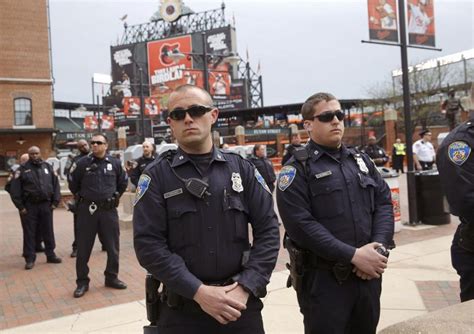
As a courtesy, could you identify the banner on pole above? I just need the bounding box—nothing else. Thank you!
[367,0,399,43]
[407,0,436,47]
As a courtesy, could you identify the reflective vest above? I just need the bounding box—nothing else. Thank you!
[393,143,406,155]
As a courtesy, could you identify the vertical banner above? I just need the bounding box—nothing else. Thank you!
[367,0,399,42]
[84,116,98,131]
[407,0,436,46]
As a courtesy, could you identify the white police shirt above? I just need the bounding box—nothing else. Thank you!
[413,139,435,162]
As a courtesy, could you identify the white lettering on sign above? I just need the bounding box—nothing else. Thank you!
[207,33,227,51]
[114,49,132,66]
[150,64,185,84]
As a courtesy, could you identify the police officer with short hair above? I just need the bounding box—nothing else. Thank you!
[282,133,303,165]
[437,117,474,302]
[250,144,276,193]
[277,92,394,334]
[361,135,389,167]
[67,139,102,258]
[10,146,62,270]
[130,141,157,187]
[69,134,128,298]
[133,85,280,333]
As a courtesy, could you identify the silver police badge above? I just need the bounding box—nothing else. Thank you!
[355,155,369,174]
[231,172,244,192]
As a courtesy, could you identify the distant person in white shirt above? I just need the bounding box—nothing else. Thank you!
[413,129,436,170]
[408,0,432,34]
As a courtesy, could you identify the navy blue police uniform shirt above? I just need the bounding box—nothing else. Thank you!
[68,154,128,201]
[10,160,61,210]
[437,120,474,223]
[130,155,156,187]
[133,147,280,301]
[277,140,394,263]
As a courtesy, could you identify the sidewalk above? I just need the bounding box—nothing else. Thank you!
[0,174,463,333]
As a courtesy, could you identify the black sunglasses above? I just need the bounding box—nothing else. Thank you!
[169,105,214,121]
[90,141,105,145]
[311,110,345,123]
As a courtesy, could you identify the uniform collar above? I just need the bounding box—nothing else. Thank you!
[307,140,350,161]
[171,147,226,168]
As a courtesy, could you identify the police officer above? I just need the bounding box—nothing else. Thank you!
[250,144,276,193]
[133,85,280,333]
[67,139,105,258]
[130,141,157,187]
[69,134,128,298]
[6,153,45,255]
[413,129,436,170]
[277,92,394,334]
[282,132,303,165]
[10,146,62,270]
[361,135,389,167]
[437,117,474,302]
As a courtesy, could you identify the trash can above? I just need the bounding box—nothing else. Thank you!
[415,170,450,225]
[378,167,402,233]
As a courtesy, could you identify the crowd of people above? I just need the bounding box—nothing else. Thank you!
[4,84,472,333]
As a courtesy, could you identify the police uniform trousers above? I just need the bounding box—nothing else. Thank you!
[20,214,43,257]
[297,269,382,334]
[419,161,434,171]
[157,295,264,334]
[72,212,105,251]
[392,155,404,173]
[23,201,56,262]
[76,203,120,286]
[451,221,474,302]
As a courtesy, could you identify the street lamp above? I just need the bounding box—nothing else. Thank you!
[91,73,112,133]
[167,32,240,92]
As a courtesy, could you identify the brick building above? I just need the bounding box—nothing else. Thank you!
[0,0,55,179]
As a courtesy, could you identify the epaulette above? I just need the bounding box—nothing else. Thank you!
[159,149,177,162]
[292,146,309,164]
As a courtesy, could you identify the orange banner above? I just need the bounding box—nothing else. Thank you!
[367,0,399,42]
[407,0,436,46]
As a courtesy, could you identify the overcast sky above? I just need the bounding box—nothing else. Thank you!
[49,0,473,106]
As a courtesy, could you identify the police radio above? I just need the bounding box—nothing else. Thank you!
[184,178,211,199]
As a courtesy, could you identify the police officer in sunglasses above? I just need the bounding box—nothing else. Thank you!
[133,85,280,333]
[68,133,128,298]
[277,92,394,334]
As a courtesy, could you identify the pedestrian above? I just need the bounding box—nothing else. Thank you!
[442,88,465,131]
[130,141,157,187]
[361,135,389,167]
[9,146,62,270]
[66,139,105,258]
[392,138,406,173]
[413,129,436,170]
[437,117,474,302]
[68,134,128,298]
[281,132,303,165]
[133,85,280,333]
[276,92,394,334]
[250,144,276,193]
[6,153,45,254]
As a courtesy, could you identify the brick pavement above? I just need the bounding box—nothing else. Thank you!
[0,191,463,331]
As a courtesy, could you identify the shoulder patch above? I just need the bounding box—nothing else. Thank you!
[14,170,21,179]
[133,174,152,206]
[278,165,297,192]
[255,168,272,194]
[448,141,471,166]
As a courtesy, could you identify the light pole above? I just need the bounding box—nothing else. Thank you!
[91,73,112,133]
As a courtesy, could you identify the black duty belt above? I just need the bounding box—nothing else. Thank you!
[306,255,353,284]
[26,196,49,204]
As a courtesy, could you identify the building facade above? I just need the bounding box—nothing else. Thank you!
[0,0,54,177]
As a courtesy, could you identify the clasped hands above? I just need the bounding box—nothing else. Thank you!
[193,282,249,325]
[351,242,389,281]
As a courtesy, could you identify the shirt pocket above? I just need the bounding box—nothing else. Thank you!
[223,193,249,242]
[166,195,198,249]
[358,173,378,213]
[309,179,344,218]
